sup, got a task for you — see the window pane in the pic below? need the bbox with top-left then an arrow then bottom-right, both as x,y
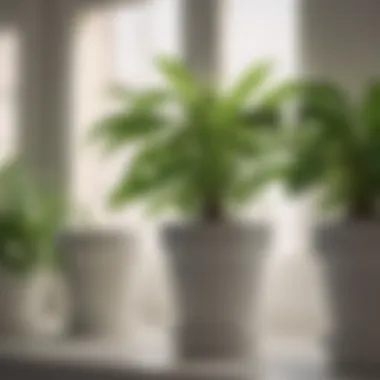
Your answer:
114,0 -> 180,86
222,0 -> 299,82
71,0 -> 181,226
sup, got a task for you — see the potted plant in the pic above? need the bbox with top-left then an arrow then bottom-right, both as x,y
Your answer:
284,80 -> 380,371
93,56 -> 293,359
0,160 -> 69,337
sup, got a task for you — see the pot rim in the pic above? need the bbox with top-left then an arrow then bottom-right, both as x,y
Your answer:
161,218 -> 270,233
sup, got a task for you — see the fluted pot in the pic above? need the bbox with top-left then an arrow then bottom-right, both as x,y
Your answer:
60,228 -> 139,339
163,221 -> 268,361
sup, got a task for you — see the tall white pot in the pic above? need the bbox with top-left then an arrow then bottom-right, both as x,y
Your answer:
163,222 -> 268,361
61,229 -> 138,339
317,221 -> 380,372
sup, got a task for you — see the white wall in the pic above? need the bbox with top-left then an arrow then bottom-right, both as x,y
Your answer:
0,0 -> 129,190
301,0 -> 380,95
0,0 -> 17,24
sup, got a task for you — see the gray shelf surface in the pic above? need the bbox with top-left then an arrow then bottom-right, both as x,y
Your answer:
0,333 -> 365,379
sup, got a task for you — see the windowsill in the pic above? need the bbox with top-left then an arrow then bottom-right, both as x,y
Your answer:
0,332 -> 329,379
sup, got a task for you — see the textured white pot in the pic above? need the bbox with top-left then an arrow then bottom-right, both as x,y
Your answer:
317,221 -> 380,371
163,221 -> 268,361
61,229 -> 139,339
0,268 -> 69,338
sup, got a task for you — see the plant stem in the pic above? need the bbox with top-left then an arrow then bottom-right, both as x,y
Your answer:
202,199 -> 225,223
349,196 -> 377,220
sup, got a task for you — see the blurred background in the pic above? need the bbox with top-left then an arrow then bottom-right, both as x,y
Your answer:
1,0 -> 380,374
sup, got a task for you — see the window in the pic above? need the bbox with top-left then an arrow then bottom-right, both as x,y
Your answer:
71,0 -> 181,226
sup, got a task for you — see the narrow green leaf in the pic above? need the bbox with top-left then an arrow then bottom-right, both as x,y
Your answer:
156,56 -> 200,103
228,61 -> 273,106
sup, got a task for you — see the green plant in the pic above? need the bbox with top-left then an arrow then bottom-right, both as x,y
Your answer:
285,80 -> 380,219
92,57 -> 294,221
0,160 -> 65,273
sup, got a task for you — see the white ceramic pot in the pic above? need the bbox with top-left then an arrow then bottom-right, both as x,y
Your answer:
163,221 -> 268,360
317,221 -> 380,372
0,268 -> 69,338
61,228 -> 139,339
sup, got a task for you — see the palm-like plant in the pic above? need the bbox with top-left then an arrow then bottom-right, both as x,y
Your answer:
0,160 -> 65,273
92,57 -> 294,221
285,80 -> 380,219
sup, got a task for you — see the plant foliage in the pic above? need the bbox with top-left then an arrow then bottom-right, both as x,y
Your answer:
0,160 -> 65,273
285,80 -> 380,219
92,57 -> 295,221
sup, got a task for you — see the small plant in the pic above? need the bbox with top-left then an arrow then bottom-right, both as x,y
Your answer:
92,57 -> 294,222
285,80 -> 380,219
0,160 -> 65,273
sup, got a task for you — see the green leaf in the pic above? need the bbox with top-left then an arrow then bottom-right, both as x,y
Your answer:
298,81 -> 353,137
259,80 -> 300,109
228,61 -> 273,107
156,56 -> 200,103
91,111 -> 166,152
109,129 -> 193,208
361,80 -> 380,142
283,124 -> 329,193
240,108 -> 279,129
